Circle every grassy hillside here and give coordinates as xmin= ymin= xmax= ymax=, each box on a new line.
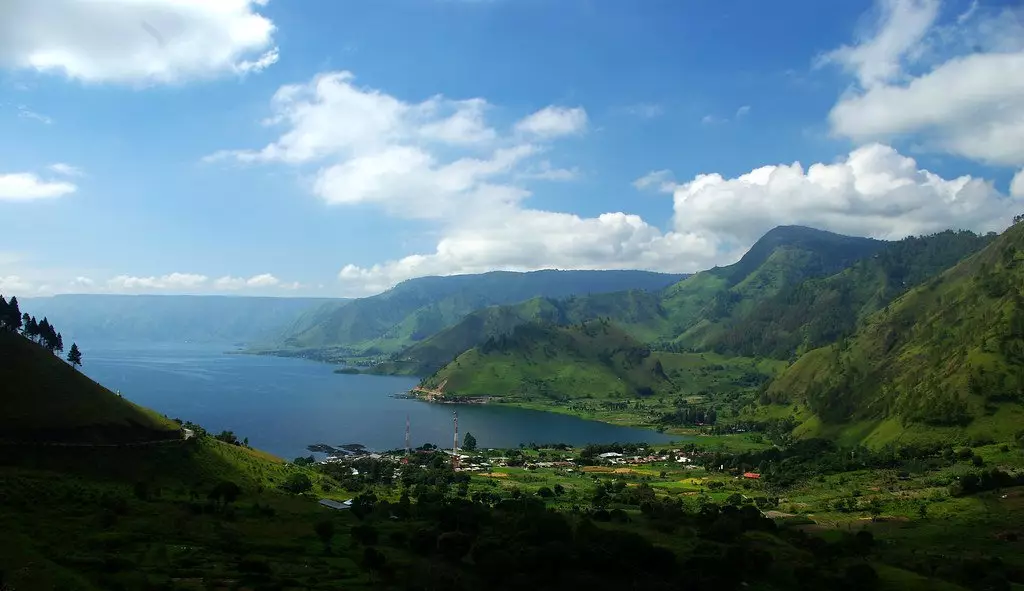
xmin=0 ymin=331 xmax=180 ymax=443
xmin=766 ymin=221 xmax=1024 ymax=447
xmin=271 ymin=269 xmax=685 ymax=360
xmin=24 ymin=294 xmax=341 ymax=346
xmin=707 ymin=230 xmax=995 ymax=359
xmin=422 ymin=320 xmax=675 ymax=401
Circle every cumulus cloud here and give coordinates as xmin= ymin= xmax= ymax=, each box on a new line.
xmin=208 ymin=71 xmax=588 ymax=219
xmin=514 ymin=106 xmax=588 ymax=138
xmin=214 ymin=273 xmax=281 ymax=290
xmin=1012 ymin=169 xmax=1024 ymax=199
xmin=0 ymin=275 xmax=34 ymax=294
xmin=826 ymin=0 xmax=1024 ymax=167
xmin=107 ymin=273 xmax=208 ymax=291
xmin=0 ymin=0 xmax=277 ymax=84
xmin=0 ymin=172 xmax=76 ymax=201
xmin=669 ymin=143 xmax=1019 ymax=244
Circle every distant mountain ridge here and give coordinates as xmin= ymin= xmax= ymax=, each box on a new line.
xmin=389 ymin=226 xmax=889 ymax=376
xmin=270 ymin=269 xmax=688 ymax=360
xmin=23 ymin=294 xmax=341 ymax=345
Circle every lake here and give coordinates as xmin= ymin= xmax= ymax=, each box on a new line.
xmin=78 ymin=342 xmax=678 ymax=459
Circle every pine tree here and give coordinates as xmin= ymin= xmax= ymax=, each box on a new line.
xmin=463 ymin=432 xmax=478 ymax=452
xmin=0 ymin=296 xmax=10 ymax=330
xmin=20 ymin=313 xmax=30 ymax=335
xmin=67 ymin=343 xmax=82 ymax=368
xmin=56 ymin=332 xmax=64 ymax=353
xmin=26 ymin=316 xmax=39 ymax=341
xmin=8 ymin=296 xmax=21 ymax=333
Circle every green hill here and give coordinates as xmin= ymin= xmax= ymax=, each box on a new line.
xmin=765 ymin=221 xmax=1024 ymax=447
xmin=0 ymin=331 xmax=180 ymax=444
xmin=706 ymin=230 xmax=995 ymax=359
xmin=422 ymin=320 xmax=675 ymax=401
xmin=270 ymin=269 xmax=685 ymax=361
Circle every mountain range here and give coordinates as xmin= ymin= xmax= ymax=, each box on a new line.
xmin=21 ymin=294 xmax=341 ymax=345
xmin=267 ymin=269 xmax=687 ymax=361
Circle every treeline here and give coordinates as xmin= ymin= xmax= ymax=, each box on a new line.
xmin=0 ymin=294 xmax=83 ymax=366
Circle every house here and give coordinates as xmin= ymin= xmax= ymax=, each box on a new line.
xmin=319 ymin=499 xmax=353 ymax=510
xmin=743 ymin=472 xmax=761 ymax=479
xmin=598 ymin=452 xmax=623 ymax=459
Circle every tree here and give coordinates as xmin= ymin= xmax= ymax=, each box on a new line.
xmin=55 ymin=332 xmax=64 ymax=353
xmin=67 ymin=343 xmax=83 ymax=368
xmin=281 ymin=472 xmax=312 ymax=494
xmin=314 ymin=519 xmax=335 ymax=553
xmin=463 ymin=432 xmax=478 ymax=452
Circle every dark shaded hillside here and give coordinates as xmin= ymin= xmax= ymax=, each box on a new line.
xmin=767 ymin=221 xmax=1024 ymax=447
xmin=709 ymin=230 xmax=995 ymax=359
xmin=274 ymin=269 xmax=686 ymax=358
xmin=24 ymin=294 xmax=340 ymax=345
xmin=0 ymin=331 xmax=180 ymax=444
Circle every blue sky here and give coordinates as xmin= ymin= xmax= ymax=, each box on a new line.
xmin=0 ymin=0 xmax=1022 ymax=296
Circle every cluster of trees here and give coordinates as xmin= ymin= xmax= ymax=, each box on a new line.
xmin=0 ymin=294 xmax=82 ymax=367
xmin=658 ymin=405 xmax=718 ymax=427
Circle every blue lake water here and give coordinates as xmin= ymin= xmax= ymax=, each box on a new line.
xmin=78 ymin=342 xmax=678 ymax=459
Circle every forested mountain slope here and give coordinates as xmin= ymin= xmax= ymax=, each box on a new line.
xmin=385 ymin=226 xmax=884 ymax=375
xmin=766 ymin=221 xmax=1024 ymax=447
xmin=272 ymin=269 xmax=685 ymax=359
xmin=705 ymin=230 xmax=995 ymax=359
xmin=23 ymin=294 xmax=340 ymax=345
xmin=371 ymin=290 xmax=667 ymax=376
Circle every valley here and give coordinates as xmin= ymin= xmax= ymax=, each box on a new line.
xmin=3 ymin=221 xmax=1023 ymax=590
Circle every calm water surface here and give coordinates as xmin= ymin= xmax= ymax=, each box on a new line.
xmin=79 ymin=342 xmax=677 ymax=459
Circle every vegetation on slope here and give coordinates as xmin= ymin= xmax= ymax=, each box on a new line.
xmin=423 ymin=319 xmax=674 ymax=401
xmin=378 ymin=226 xmax=883 ymax=376
xmin=766 ymin=220 xmax=1024 ymax=447
xmin=273 ymin=269 xmax=685 ymax=361
xmin=0 ymin=330 xmax=180 ymax=443
xmin=707 ymin=230 xmax=995 ymax=359
xmin=372 ymin=290 xmax=667 ymax=376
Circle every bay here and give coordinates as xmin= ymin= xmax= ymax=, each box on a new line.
xmin=78 ymin=342 xmax=678 ymax=459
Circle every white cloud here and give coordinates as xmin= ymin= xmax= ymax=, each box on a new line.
xmin=820 ymin=0 xmax=940 ymax=89
xmin=735 ymin=105 xmax=751 ymax=118
xmin=70 ymin=276 xmax=94 ymax=288
xmin=1011 ymin=170 xmax=1024 ymax=199
xmin=514 ymin=106 xmax=588 ymax=138
xmin=0 ymin=172 xmax=77 ymax=201
xmin=17 ymin=105 xmax=52 ymax=124
xmin=0 ymin=275 xmax=34 ymax=294
xmin=669 ymin=143 xmax=1019 ymax=244
xmin=336 ymin=144 xmax=1020 ymax=296
xmin=826 ymin=1 xmax=1024 ymax=167
xmin=107 ymin=273 xmax=208 ymax=291
xmin=48 ymin=163 xmax=84 ymax=177
xmin=633 ymin=169 xmax=676 ymax=193
xmin=214 ymin=273 xmax=281 ymax=290
xmin=0 ymin=0 xmax=277 ymax=84
xmin=208 ymin=71 xmax=589 ymax=219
